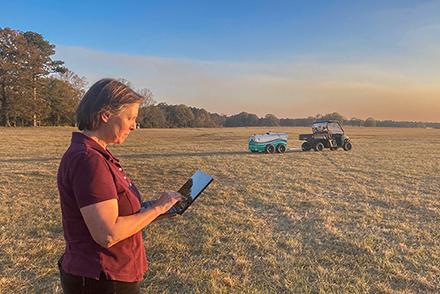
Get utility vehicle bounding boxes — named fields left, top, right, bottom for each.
left=299, top=120, right=352, bottom=152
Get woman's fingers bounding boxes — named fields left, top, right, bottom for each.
left=171, top=192, right=183, bottom=202
left=157, top=192, right=183, bottom=212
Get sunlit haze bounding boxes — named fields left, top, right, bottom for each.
left=4, top=1, right=440, bottom=121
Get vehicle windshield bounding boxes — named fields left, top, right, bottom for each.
left=328, top=122, right=344, bottom=134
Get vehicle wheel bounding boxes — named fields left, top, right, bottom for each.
left=276, top=144, right=286, bottom=153
left=301, top=142, right=311, bottom=151
left=343, top=141, right=352, bottom=151
left=314, top=142, right=324, bottom=152
left=265, top=144, right=275, bottom=153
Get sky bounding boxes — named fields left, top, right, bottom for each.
left=2, top=0, right=440, bottom=121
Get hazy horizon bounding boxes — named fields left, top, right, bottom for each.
left=55, top=44, right=440, bottom=122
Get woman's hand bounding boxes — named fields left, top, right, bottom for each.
left=155, top=192, right=183, bottom=213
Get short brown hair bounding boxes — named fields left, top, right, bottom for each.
left=76, top=78, right=144, bottom=131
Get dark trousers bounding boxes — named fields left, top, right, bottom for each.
left=58, top=257, right=141, bottom=294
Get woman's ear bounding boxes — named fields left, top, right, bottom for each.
left=100, top=111, right=111, bottom=123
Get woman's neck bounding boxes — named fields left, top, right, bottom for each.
left=82, top=130, right=108, bottom=149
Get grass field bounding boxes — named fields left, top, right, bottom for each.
left=0, top=127, right=439, bottom=293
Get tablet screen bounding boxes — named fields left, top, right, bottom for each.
left=141, top=170, right=213, bottom=215
left=173, top=170, right=213, bottom=214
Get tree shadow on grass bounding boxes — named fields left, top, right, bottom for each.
left=121, top=148, right=301, bottom=159
left=0, top=148, right=305, bottom=164
left=0, top=156, right=60, bottom=163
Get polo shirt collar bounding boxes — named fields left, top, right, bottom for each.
left=71, top=132, right=120, bottom=162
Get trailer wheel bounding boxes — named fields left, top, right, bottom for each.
left=343, top=141, right=352, bottom=151
left=314, top=142, right=324, bottom=152
left=276, top=144, right=286, bottom=153
left=265, top=144, right=275, bottom=153
left=301, top=142, right=311, bottom=151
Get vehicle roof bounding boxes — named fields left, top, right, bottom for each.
left=313, top=120, right=340, bottom=124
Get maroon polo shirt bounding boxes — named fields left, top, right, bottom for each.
left=57, top=132, right=147, bottom=282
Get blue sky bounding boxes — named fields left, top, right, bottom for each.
left=3, top=1, right=440, bottom=121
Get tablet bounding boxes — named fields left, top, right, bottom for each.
left=171, top=170, right=213, bottom=214
left=141, top=170, right=213, bottom=215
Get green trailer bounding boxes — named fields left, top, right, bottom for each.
left=248, top=132, right=288, bottom=153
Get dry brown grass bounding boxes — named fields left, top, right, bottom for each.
left=0, top=126, right=439, bottom=293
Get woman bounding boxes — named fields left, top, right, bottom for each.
left=57, top=78, right=182, bottom=293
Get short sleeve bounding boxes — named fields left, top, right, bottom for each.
left=70, top=151, right=118, bottom=208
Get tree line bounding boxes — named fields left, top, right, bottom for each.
left=0, top=27, right=87, bottom=126
left=138, top=108, right=440, bottom=129
left=1, top=27, right=439, bottom=129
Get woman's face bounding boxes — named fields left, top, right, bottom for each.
left=102, top=103, right=140, bottom=145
